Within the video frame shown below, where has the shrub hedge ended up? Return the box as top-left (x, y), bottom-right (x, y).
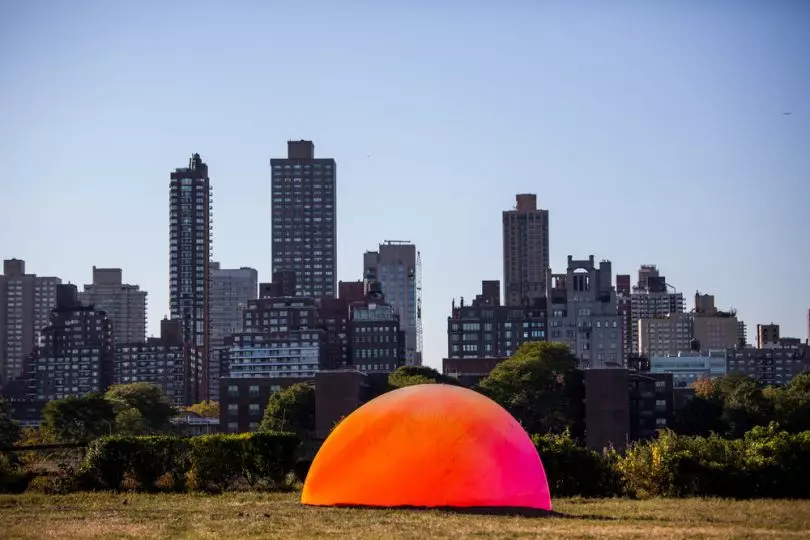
top-left (617, 424), bottom-right (810, 499)
top-left (80, 431), bottom-right (299, 492)
top-left (8, 424), bottom-right (810, 498)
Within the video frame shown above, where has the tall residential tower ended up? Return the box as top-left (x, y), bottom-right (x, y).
top-left (0, 259), bottom-right (61, 384)
top-left (79, 267), bottom-right (147, 344)
top-left (270, 140), bottom-right (337, 298)
top-left (363, 241), bottom-right (423, 365)
top-left (169, 153), bottom-right (212, 398)
top-left (503, 194), bottom-right (550, 306)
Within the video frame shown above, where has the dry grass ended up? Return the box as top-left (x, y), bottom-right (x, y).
top-left (1, 492), bottom-right (810, 539)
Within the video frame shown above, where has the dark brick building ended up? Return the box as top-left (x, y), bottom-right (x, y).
top-left (445, 280), bottom-right (547, 365)
top-left (115, 318), bottom-right (204, 406)
top-left (26, 284), bottom-right (114, 401)
top-left (348, 282), bottom-right (405, 373)
top-left (271, 140), bottom-right (337, 299)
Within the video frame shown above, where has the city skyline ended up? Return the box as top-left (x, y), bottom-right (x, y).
top-left (2, 2), bottom-right (809, 370)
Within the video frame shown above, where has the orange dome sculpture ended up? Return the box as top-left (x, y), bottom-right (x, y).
top-left (301, 383), bottom-right (552, 510)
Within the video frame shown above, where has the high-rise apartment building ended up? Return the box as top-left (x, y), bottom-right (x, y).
top-left (26, 285), bottom-right (114, 400)
top-left (363, 241), bottom-right (422, 365)
top-left (547, 256), bottom-right (622, 368)
top-left (616, 274), bottom-right (632, 362)
top-left (210, 262), bottom-right (258, 347)
top-left (115, 318), bottom-right (203, 406)
top-left (692, 292), bottom-right (739, 351)
top-left (349, 282), bottom-right (405, 374)
top-left (209, 262), bottom-right (258, 398)
top-left (0, 259), bottom-right (61, 384)
top-left (502, 194), bottom-right (550, 307)
top-left (270, 140), bottom-right (337, 299)
top-left (169, 153), bottom-right (212, 398)
top-left (79, 267), bottom-right (147, 344)
top-left (629, 265), bottom-right (684, 355)
top-left (638, 313), bottom-right (693, 358)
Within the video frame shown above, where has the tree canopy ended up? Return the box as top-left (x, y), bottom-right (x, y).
top-left (478, 341), bottom-right (580, 435)
top-left (104, 383), bottom-right (176, 434)
top-left (260, 383), bottom-right (315, 435)
top-left (675, 372), bottom-right (810, 437)
top-left (388, 366), bottom-right (462, 389)
top-left (41, 393), bottom-right (116, 442)
top-left (186, 400), bottom-right (220, 419)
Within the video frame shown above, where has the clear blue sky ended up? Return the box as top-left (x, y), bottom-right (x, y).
top-left (2, 1), bottom-right (809, 369)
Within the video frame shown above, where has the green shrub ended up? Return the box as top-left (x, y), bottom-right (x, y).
top-left (533, 431), bottom-right (622, 497)
top-left (186, 432), bottom-right (299, 492)
top-left (0, 454), bottom-right (29, 494)
top-left (82, 435), bottom-right (187, 491)
top-left (615, 426), bottom-right (810, 499)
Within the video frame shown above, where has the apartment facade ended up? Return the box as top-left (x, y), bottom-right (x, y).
top-left (26, 285), bottom-right (115, 401)
top-left (728, 342), bottom-right (808, 386)
top-left (79, 267), bottom-right (147, 344)
top-left (445, 279), bottom-right (547, 362)
top-left (629, 265), bottom-right (685, 355)
top-left (270, 140), bottom-right (337, 299)
top-left (503, 193), bottom-right (550, 307)
top-left (169, 153), bottom-right (212, 397)
top-left (0, 259), bottom-right (61, 384)
top-left (363, 241), bottom-right (422, 365)
top-left (638, 312), bottom-right (693, 357)
top-left (650, 350), bottom-right (728, 388)
top-left (209, 263), bottom-right (258, 398)
top-left (114, 318), bottom-right (203, 406)
top-left (349, 283), bottom-right (405, 374)
top-left (546, 256), bottom-right (622, 368)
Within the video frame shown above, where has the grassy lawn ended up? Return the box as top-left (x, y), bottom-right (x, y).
top-left (1, 492), bottom-right (810, 539)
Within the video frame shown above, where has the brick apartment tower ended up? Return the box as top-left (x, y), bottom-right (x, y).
top-left (169, 153), bottom-right (212, 399)
top-left (270, 140), bottom-right (337, 298)
top-left (502, 194), bottom-right (550, 307)
top-left (0, 259), bottom-right (61, 384)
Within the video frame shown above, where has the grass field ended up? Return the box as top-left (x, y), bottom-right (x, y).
top-left (1, 492), bottom-right (810, 539)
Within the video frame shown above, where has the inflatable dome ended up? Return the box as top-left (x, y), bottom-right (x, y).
top-left (301, 383), bottom-right (552, 510)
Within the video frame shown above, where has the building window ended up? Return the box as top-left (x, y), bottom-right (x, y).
top-left (228, 404), bottom-right (238, 417)
top-left (228, 385), bottom-right (238, 397)
top-left (248, 385), bottom-right (259, 397)
top-left (227, 421), bottom-right (238, 432)
top-left (249, 404), bottom-right (261, 417)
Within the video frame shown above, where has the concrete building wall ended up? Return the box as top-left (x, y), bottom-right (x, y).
top-left (638, 313), bottom-right (693, 357)
top-left (547, 256), bottom-right (621, 367)
top-left (209, 262), bottom-right (258, 348)
top-left (79, 266), bottom-right (147, 344)
top-left (693, 314), bottom-right (739, 351)
top-left (363, 242), bottom-right (421, 365)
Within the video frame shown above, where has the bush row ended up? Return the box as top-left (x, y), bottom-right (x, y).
top-left (534, 424), bottom-right (810, 499)
top-left (5, 425), bottom-right (810, 498)
top-left (44, 431), bottom-right (302, 493)
top-left (617, 425), bottom-right (810, 499)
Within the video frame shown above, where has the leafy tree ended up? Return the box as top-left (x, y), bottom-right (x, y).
top-left (41, 393), bottom-right (116, 442)
top-left (0, 399), bottom-right (20, 449)
top-left (105, 383), bottom-right (176, 433)
top-left (478, 341), bottom-right (580, 435)
top-left (187, 400), bottom-right (220, 419)
top-left (114, 407), bottom-right (150, 435)
top-left (767, 372), bottom-right (810, 433)
top-left (260, 383), bottom-right (315, 435)
top-left (388, 366), bottom-right (462, 389)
